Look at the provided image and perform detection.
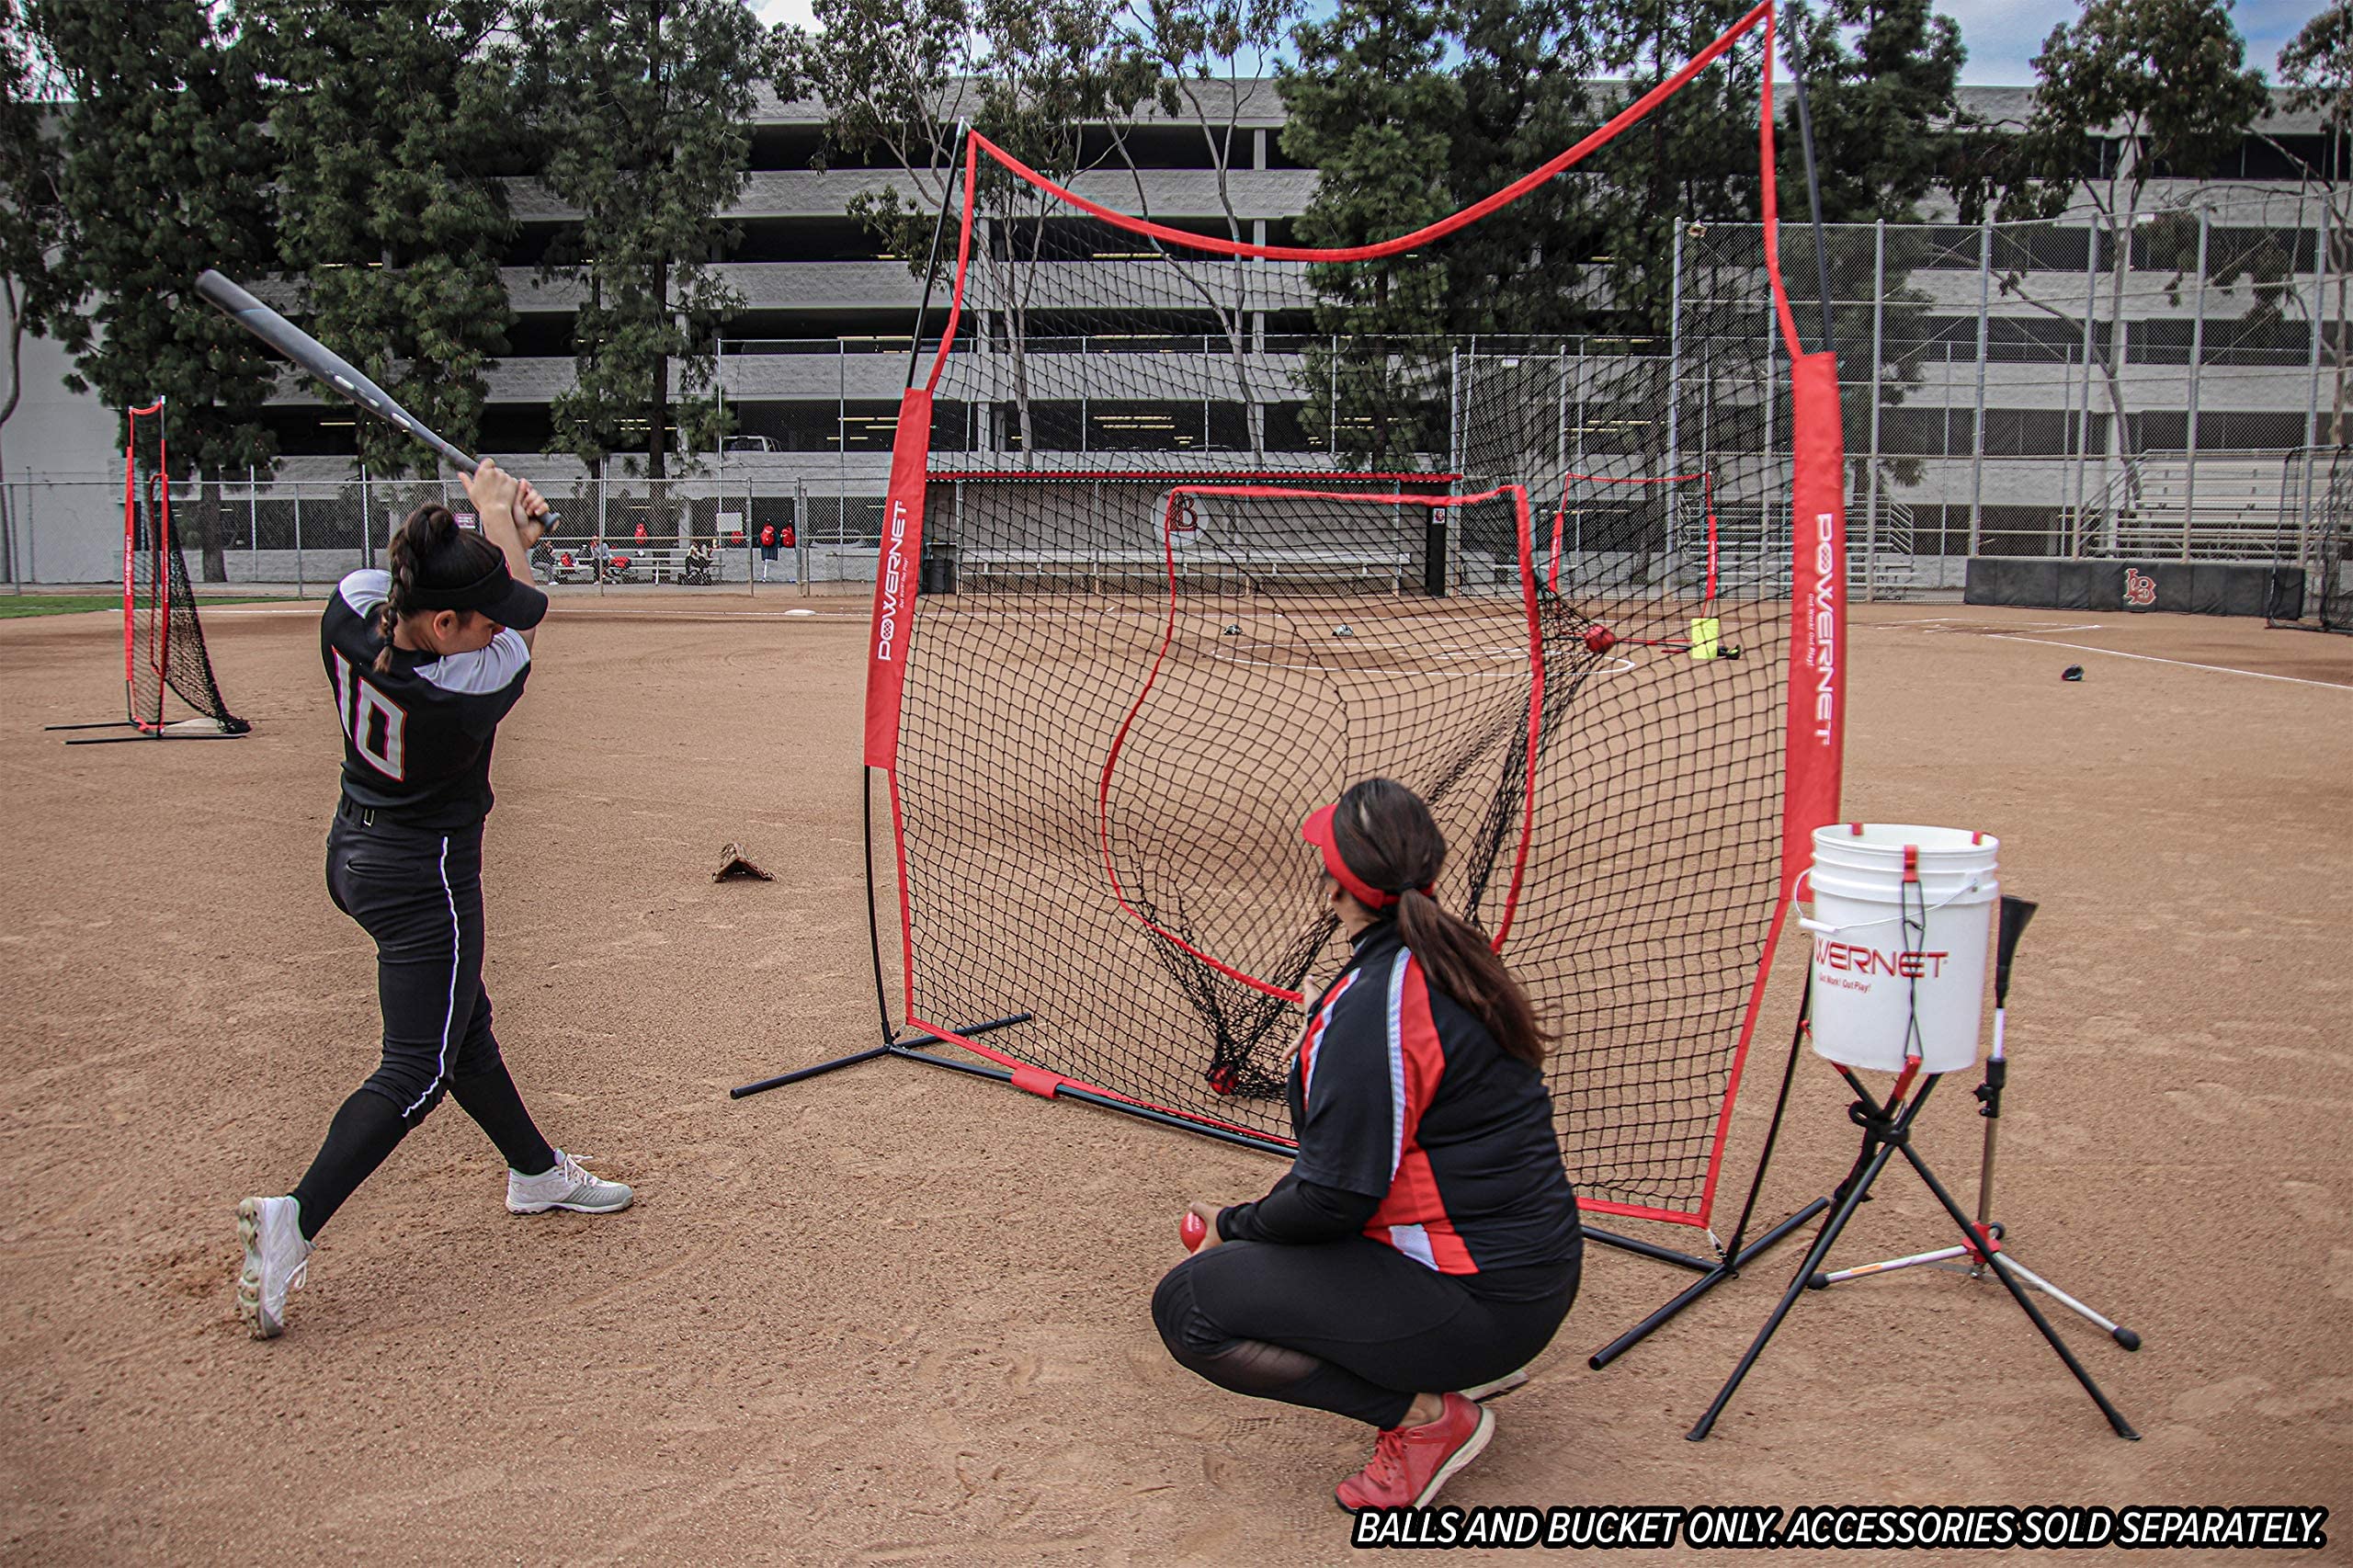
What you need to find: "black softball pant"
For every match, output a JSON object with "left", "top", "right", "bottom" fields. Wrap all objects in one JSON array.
[
  {"left": 1153, "top": 1236, "right": 1579, "bottom": 1429},
  {"left": 287, "top": 809, "right": 552, "bottom": 1239}
]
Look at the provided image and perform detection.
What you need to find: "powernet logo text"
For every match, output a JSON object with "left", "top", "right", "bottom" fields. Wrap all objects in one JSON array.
[{"left": 875, "top": 499, "right": 911, "bottom": 663}]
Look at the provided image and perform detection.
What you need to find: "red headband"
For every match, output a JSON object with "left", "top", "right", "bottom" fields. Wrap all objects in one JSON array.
[{"left": 1300, "top": 802, "right": 1433, "bottom": 912}]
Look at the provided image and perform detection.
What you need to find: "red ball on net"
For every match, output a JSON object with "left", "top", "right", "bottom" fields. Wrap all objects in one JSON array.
[
  {"left": 1584, "top": 626, "right": 1618, "bottom": 653},
  {"left": 1180, "top": 1211, "right": 1208, "bottom": 1253}
]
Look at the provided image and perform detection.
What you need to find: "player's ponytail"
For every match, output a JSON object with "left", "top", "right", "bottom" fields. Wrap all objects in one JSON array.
[
  {"left": 1330, "top": 778, "right": 1551, "bottom": 1068},
  {"left": 375, "top": 503, "right": 506, "bottom": 674}
]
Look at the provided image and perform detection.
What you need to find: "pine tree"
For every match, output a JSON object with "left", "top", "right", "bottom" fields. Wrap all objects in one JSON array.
[
  {"left": 236, "top": 0, "right": 521, "bottom": 479},
  {"left": 0, "top": 0, "right": 69, "bottom": 586},
  {"left": 1772, "top": 0, "right": 1977, "bottom": 488},
  {"left": 28, "top": 0, "right": 281, "bottom": 580},
  {"left": 1580, "top": 0, "right": 1772, "bottom": 335},
  {"left": 1779, "top": 0, "right": 1971, "bottom": 225},
  {"left": 521, "top": 0, "right": 770, "bottom": 480},
  {"left": 1278, "top": 0, "right": 1461, "bottom": 467},
  {"left": 1442, "top": 0, "right": 1603, "bottom": 338}
]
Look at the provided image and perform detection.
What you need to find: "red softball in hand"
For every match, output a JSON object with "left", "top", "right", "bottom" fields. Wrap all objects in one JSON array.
[{"left": 1180, "top": 1211, "right": 1208, "bottom": 1253}]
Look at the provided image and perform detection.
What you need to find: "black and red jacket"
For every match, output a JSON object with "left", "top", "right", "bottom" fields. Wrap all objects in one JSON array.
[{"left": 1218, "top": 921, "right": 1582, "bottom": 1280}]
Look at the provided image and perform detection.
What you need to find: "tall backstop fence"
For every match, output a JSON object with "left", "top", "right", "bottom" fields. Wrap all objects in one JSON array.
[
  {"left": 4, "top": 194, "right": 2345, "bottom": 597},
  {"left": 0, "top": 470, "right": 891, "bottom": 594}
]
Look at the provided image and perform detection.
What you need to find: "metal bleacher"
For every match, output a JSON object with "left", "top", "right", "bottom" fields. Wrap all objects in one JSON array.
[{"left": 2086, "top": 452, "right": 2299, "bottom": 562}]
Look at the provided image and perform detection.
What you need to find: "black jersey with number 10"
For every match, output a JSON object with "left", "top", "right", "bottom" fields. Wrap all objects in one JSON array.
[{"left": 321, "top": 570, "right": 532, "bottom": 831}]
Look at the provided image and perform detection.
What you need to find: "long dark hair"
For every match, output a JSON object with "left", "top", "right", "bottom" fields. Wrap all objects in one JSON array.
[
  {"left": 375, "top": 504, "right": 505, "bottom": 674},
  {"left": 1328, "top": 778, "right": 1551, "bottom": 1067}
]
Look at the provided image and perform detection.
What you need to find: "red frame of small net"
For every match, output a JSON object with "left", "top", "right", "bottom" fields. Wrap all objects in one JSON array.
[
  {"left": 122, "top": 400, "right": 172, "bottom": 733},
  {"left": 1547, "top": 472, "right": 1719, "bottom": 598},
  {"left": 1096, "top": 483, "right": 1544, "bottom": 1001},
  {"left": 858, "top": 0, "right": 1848, "bottom": 1233}
]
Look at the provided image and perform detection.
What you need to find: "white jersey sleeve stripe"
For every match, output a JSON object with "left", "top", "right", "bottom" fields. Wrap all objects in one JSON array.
[
  {"left": 1385, "top": 950, "right": 1410, "bottom": 1180},
  {"left": 338, "top": 569, "right": 390, "bottom": 617},
  {"left": 1387, "top": 1222, "right": 1438, "bottom": 1269},
  {"left": 414, "top": 628, "right": 531, "bottom": 696}
]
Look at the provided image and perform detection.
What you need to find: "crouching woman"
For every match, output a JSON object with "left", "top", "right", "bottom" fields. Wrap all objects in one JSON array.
[{"left": 1153, "top": 778, "right": 1582, "bottom": 1511}]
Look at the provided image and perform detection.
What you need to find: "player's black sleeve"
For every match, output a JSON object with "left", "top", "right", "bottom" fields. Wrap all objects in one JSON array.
[{"left": 1218, "top": 1171, "right": 1381, "bottom": 1245}]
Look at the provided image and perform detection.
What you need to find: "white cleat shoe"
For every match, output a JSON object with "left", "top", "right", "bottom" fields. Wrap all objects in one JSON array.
[
  {"left": 506, "top": 1150, "right": 633, "bottom": 1215},
  {"left": 1460, "top": 1367, "right": 1531, "bottom": 1402},
  {"left": 235, "top": 1196, "right": 313, "bottom": 1340}
]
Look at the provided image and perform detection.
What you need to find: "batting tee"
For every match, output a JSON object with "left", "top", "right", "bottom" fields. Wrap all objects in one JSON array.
[{"left": 764, "top": 1, "right": 1847, "bottom": 1272}]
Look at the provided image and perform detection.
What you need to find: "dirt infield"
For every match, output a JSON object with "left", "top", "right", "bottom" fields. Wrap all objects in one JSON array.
[{"left": 1, "top": 597, "right": 2347, "bottom": 1564}]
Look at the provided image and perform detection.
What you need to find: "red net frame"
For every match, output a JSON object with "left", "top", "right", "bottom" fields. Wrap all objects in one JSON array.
[
  {"left": 1098, "top": 483, "right": 1544, "bottom": 996},
  {"left": 1547, "top": 472, "right": 1720, "bottom": 597},
  {"left": 123, "top": 398, "right": 173, "bottom": 727},
  {"left": 850, "top": 0, "right": 1847, "bottom": 1238}
]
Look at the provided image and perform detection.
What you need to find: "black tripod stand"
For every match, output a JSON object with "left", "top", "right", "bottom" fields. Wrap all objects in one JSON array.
[
  {"left": 1804, "top": 899, "right": 2142, "bottom": 1349},
  {"left": 1686, "top": 895, "right": 2140, "bottom": 1443}
]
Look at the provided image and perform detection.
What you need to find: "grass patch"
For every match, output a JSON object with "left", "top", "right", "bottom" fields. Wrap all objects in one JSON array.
[{"left": 0, "top": 593, "right": 289, "bottom": 620}]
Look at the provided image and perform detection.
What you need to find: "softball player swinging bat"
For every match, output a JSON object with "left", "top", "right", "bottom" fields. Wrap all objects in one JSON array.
[{"left": 211, "top": 281, "right": 633, "bottom": 1339}]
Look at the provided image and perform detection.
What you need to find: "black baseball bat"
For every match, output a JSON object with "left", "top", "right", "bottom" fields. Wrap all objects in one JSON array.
[{"left": 196, "top": 269, "right": 484, "bottom": 477}]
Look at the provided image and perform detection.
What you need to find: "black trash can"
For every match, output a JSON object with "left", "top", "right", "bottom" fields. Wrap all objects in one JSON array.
[{"left": 919, "top": 543, "right": 960, "bottom": 596}]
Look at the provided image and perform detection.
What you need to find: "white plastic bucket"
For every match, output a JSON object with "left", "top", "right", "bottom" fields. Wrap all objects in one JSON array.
[{"left": 1799, "top": 824, "right": 1999, "bottom": 1074}]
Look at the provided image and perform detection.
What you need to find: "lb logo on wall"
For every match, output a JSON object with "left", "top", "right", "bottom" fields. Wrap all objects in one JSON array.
[{"left": 2124, "top": 567, "right": 2158, "bottom": 608}]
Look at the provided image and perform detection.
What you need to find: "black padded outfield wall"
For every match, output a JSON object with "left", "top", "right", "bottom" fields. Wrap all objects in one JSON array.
[{"left": 1966, "top": 558, "right": 2301, "bottom": 619}]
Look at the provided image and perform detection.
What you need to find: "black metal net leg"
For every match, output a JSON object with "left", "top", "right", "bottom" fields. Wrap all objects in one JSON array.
[
  {"left": 1589, "top": 973, "right": 1824, "bottom": 1369},
  {"left": 1686, "top": 1077, "right": 1927, "bottom": 1441},
  {"left": 1688, "top": 1070, "right": 2137, "bottom": 1443}
]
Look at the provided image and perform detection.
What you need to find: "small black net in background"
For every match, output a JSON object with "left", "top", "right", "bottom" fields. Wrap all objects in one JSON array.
[
  {"left": 127, "top": 404, "right": 247, "bottom": 734},
  {"left": 2273, "top": 448, "right": 2353, "bottom": 633}
]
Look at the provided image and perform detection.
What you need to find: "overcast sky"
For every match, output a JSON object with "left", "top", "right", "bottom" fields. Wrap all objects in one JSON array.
[{"left": 752, "top": 0, "right": 2324, "bottom": 88}]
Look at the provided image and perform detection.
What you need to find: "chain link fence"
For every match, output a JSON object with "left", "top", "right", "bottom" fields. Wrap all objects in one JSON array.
[
  {"left": 1455, "top": 197, "right": 2342, "bottom": 597},
  {"left": 0, "top": 470, "right": 892, "bottom": 597},
  {"left": 1814, "top": 193, "right": 2339, "bottom": 586},
  {"left": 5, "top": 199, "right": 2340, "bottom": 597}
]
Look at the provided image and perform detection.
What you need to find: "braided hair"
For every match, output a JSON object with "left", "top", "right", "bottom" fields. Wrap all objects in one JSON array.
[
  {"left": 374, "top": 504, "right": 507, "bottom": 674},
  {"left": 1327, "top": 778, "right": 1552, "bottom": 1067}
]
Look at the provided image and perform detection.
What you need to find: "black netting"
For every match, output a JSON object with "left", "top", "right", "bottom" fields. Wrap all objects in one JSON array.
[
  {"left": 127, "top": 407, "right": 246, "bottom": 734},
  {"left": 896, "top": 478, "right": 1593, "bottom": 1119},
  {"left": 877, "top": 14, "right": 1813, "bottom": 1222},
  {"left": 2274, "top": 448, "right": 2353, "bottom": 632},
  {"left": 1452, "top": 227, "right": 1792, "bottom": 1216}
]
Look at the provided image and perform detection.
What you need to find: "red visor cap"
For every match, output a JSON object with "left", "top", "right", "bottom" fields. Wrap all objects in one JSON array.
[{"left": 1300, "top": 802, "right": 1433, "bottom": 912}]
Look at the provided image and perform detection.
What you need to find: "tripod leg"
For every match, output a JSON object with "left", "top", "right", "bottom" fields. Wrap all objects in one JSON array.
[
  {"left": 1892, "top": 1141, "right": 2139, "bottom": 1438},
  {"left": 1991, "top": 1253, "right": 2142, "bottom": 1351},
  {"left": 1687, "top": 1137, "right": 1904, "bottom": 1441}
]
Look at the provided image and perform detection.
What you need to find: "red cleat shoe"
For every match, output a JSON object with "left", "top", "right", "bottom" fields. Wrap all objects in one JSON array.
[{"left": 1334, "top": 1392, "right": 1495, "bottom": 1511}]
